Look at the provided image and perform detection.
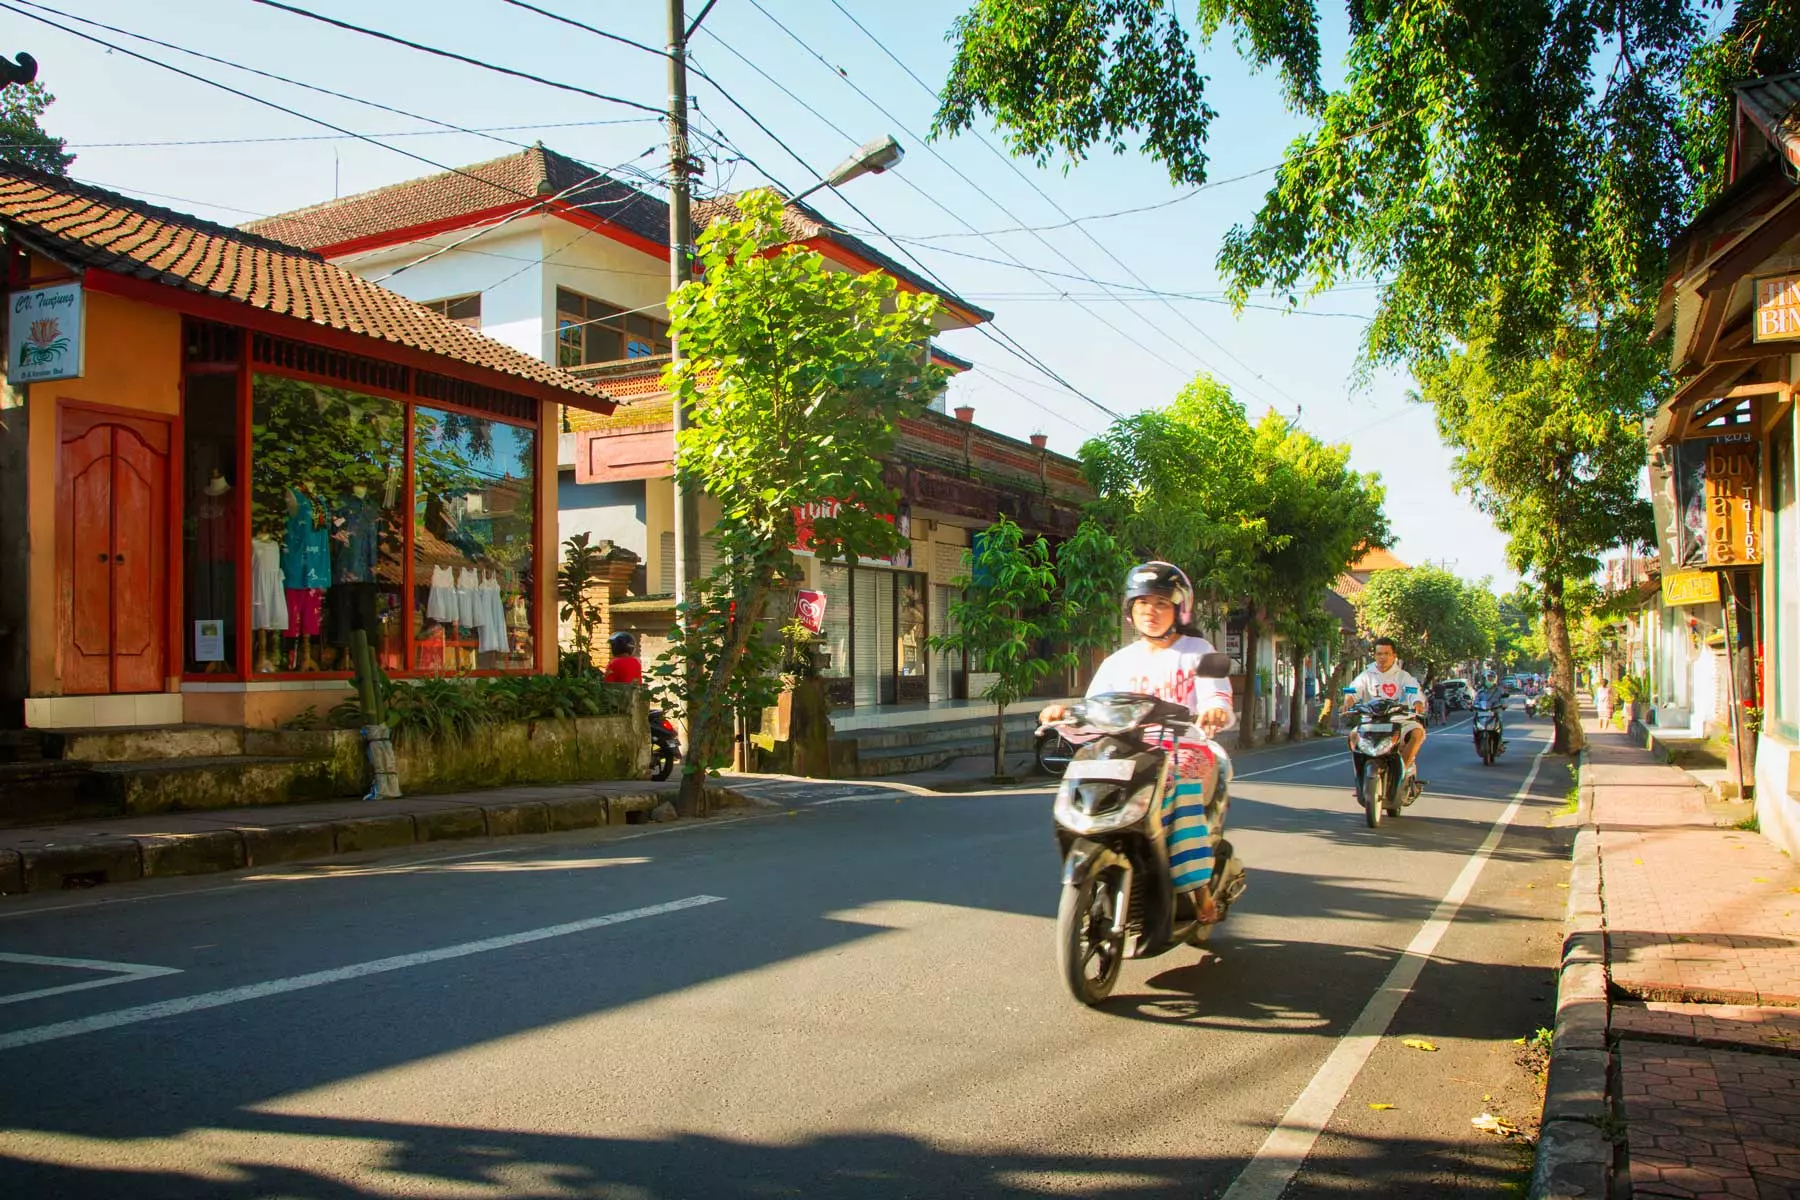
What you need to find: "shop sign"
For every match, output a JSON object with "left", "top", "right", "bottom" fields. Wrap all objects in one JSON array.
[
  {"left": 1704, "top": 440, "right": 1761, "bottom": 565},
  {"left": 1754, "top": 272, "right": 1800, "bottom": 342},
  {"left": 1649, "top": 435, "right": 1754, "bottom": 571},
  {"left": 795, "top": 589, "right": 826, "bottom": 634},
  {"left": 1660, "top": 569, "right": 1720, "bottom": 608},
  {"left": 7, "top": 281, "right": 83, "bottom": 383},
  {"left": 792, "top": 499, "right": 909, "bottom": 566}
]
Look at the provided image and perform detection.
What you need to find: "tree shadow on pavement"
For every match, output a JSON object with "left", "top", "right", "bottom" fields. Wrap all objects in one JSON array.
[{"left": 0, "top": 1109, "right": 1538, "bottom": 1199}]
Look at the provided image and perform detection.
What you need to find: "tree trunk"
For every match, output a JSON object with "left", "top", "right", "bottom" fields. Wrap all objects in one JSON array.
[
  {"left": 1237, "top": 619, "right": 1261, "bottom": 746},
  {"left": 1542, "top": 575, "right": 1585, "bottom": 755},
  {"left": 993, "top": 702, "right": 1006, "bottom": 780},
  {"left": 1287, "top": 641, "right": 1307, "bottom": 740},
  {"left": 1315, "top": 650, "right": 1354, "bottom": 736},
  {"left": 676, "top": 574, "right": 776, "bottom": 817}
]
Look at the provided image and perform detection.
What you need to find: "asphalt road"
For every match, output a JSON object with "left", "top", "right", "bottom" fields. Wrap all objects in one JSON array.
[{"left": 0, "top": 709, "right": 1573, "bottom": 1199}]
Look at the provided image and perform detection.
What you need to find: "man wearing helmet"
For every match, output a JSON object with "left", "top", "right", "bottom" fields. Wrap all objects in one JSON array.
[
  {"left": 1040, "top": 561, "right": 1235, "bottom": 923},
  {"left": 1346, "top": 637, "right": 1427, "bottom": 787}
]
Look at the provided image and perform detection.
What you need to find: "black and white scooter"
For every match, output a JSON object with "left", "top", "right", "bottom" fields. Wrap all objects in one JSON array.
[
  {"left": 1044, "top": 655, "right": 1248, "bottom": 1006},
  {"left": 1472, "top": 694, "right": 1507, "bottom": 765},
  {"left": 1346, "top": 698, "right": 1425, "bottom": 827}
]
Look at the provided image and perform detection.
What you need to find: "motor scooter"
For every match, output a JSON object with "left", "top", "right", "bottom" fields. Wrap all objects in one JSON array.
[
  {"left": 1045, "top": 656, "right": 1247, "bottom": 1006},
  {"left": 1473, "top": 695, "right": 1506, "bottom": 765},
  {"left": 1346, "top": 698, "right": 1424, "bottom": 828},
  {"left": 649, "top": 709, "right": 680, "bottom": 781}
]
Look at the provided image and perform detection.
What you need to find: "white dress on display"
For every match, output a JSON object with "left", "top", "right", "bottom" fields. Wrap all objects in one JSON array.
[
  {"left": 251, "top": 538, "right": 288, "bottom": 630},
  {"left": 455, "top": 567, "right": 478, "bottom": 629},
  {"left": 426, "top": 565, "right": 457, "bottom": 623}
]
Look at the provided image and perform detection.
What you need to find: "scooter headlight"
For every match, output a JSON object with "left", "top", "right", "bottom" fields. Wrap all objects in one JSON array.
[
  {"left": 1354, "top": 733, "right": 1399, "bottom": 757},
  {"left": 1054, "top": 777, "right": 1155, "bottom": 835},
  {"left": 1075, "top": 698, "right": 1158, "bottom": 735}
]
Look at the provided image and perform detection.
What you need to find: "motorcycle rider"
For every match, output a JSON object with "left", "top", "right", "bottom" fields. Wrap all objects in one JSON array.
[
  {"left": 1040, "top": 562, "right": 1235, "bottom": 924},
  {"left": 603, "top": 631, "right": 643, "bottom": 684},
  {"left": 1347, "top": 637, "right": 1429, "bottom": 791}
]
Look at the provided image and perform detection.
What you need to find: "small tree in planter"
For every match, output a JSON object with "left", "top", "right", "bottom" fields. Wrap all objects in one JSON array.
[
  {"left": 933, "top": 517, "right": 1069, "bottom": 780},
  {"left": 556, "top": 532, "right": 608, "bottom": 676}
]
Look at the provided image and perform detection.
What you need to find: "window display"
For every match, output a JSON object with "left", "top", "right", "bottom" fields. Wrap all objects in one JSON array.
[
  {"left": 250, "top": 375, "right": 404, "bottom": 674},
  {"left": 182, "top": 371, "right": 239, "bottom": 673},
  {"left": 412, "top": 407, "right": 535, "bottom": 672}
]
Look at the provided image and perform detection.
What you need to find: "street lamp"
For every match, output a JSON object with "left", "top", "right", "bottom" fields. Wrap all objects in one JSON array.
[{"left": 787, "top": 135, "right": 905, "bottom": 205}]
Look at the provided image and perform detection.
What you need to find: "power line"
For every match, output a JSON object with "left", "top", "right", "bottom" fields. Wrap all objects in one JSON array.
[
  {"left": 0, "top": 118, "right": 660, "bottom": 152},
  {"left": 726, "top": 3, "right": 1261, "bottom": 395},
  {"left": 245, "top": 0, "right": 664, "bottom": 116},
  {"left": 808, "top": 0, "right": 1300, "bottom": 409}
]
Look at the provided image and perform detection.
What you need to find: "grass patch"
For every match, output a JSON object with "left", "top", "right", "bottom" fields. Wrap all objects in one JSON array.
[{"left": 1733, "top": 813, "right": 1761, "bottom": 833}]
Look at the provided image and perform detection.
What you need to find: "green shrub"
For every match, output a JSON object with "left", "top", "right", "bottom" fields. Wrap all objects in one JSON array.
[{"left": 333, "top": 672, "right": 635, "bottom": 746}]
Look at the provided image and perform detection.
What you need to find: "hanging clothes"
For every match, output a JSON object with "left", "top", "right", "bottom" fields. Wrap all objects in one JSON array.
[
  {"left": 280, "top": 488, "right": 331, "bottom": 590},
  {"left": 455, "top": 567, "right": 478, "bottom": 629},
  {"left": 426, "top": 564, "right": 457, "bottom": 623},
  {"left": 251, "top": 538, "right": 288, "bottom": 631},
  {"left": 476, "top": 572, "right": 509, "bottom": 655}
]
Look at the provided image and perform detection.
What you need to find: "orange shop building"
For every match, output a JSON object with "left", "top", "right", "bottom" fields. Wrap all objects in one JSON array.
[{"left": 0, "top": 163, "right": 617, "bottom": 731}]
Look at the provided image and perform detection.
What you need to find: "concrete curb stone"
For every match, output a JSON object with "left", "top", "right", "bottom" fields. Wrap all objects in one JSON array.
[
  {"left": 137, "top": 830, "right": 247, "bottom": 877},
  {"left": 332, "top": 815, "right": 416, "bottom": 855},
  {"left": 1531, "top": 748, "right": 1616, "bottom": 1200},
  {"left": 412, "top": 807, "right": 488, "bottom": 843},
  {"left": 0, "top": 784, "right": 762, "bottom": 893},
  {"left": 19, "top": 839, "right": 143, "bottom": 891},
  {"left": 482, "top": 802, "right": 548, "bottom": 838},
  {"left": 240, "top": 821, "right": 338, "bottom": 866}
]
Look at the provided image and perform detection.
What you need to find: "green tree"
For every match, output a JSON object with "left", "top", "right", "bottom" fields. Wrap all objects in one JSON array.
[
  {"left": 1355, "top": 566, "right": 1494, "bottom": 686},
  {"left": 556, "top": 532, "right": 607, "bottom": 677},
  {"left": 1416, "top": 323, "right": 1657, "bottom": 753},
  {"left": 0, "top": 81, "right": 72, "bottom": 175},
  {"left": 1055, "top": 516, "right": 1132, "bottom": 683},
  {"left": 1253, "top": 412, "right": 1389, "bottom": 737},
  {"left": 655, "top": 190, "right": 944, "bottom": 812},
  {"left": 932, "top": 517, "right": 1068, "bottom": 780}
]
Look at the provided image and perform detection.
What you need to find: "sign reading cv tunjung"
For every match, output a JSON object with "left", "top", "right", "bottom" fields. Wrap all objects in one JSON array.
[{"left": 7, "top": 281, "right": 83, "bottom": 383}]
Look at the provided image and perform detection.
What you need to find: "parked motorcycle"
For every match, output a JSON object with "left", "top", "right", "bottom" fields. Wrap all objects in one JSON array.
[
  {"left": 1045, "top": 660, "right": 1248, "bottom": 1007},
  {"left": 649, "top": 709, "right": 680, "bottom": 781},
  {"left": 1346, "top": 698, "right": 1424, "bottom": 828},
  {"left": 1473, "top": 695, "right": 1506, "bottom": 765},
  {"left": 1035, "top": 727, "right": 1077, "bottom": 776}
]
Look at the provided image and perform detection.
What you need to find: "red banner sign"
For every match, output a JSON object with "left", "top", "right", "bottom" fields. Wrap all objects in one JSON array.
[{"left": 795, "top": 589, "right": 827, "bottom": 633}]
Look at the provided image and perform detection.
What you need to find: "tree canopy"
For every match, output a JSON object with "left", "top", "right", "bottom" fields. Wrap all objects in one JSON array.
[
  {"left": 1355, "top": 567, "right": 1497, "bottom": 685},
  {"left": 0, "top": 81, "right": 72, "bottom": 175}
]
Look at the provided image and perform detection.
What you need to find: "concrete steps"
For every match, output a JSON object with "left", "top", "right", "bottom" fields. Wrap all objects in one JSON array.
[{"left": 0, "top": 723, "right": 358, "bottom": 826}]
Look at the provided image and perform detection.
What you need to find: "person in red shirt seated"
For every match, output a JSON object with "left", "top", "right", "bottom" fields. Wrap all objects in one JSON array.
[{"left": 603, "top": 631, "right": 643, "bottom": 684}]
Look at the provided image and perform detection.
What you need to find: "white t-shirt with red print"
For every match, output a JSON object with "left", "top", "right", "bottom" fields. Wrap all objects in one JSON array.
[
  {"left": 1085, "top": 635, "right": 1236, "bottom": 733},
  {"left": 1350, "top": 663, "right": 1424, "bottom": 709}
]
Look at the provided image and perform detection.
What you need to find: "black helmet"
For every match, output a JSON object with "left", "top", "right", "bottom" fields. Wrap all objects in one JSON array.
[
  {"left": 1122, "top": 561, "right": 1194, "bottom": 629},
  {"left": 609, "top": 631, "right": 635, "bottom": 656}
]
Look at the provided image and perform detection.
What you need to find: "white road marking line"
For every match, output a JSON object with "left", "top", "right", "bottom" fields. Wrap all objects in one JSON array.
[
  {"left": 1220, "top": 741, "right": 1552, "bottom": 1200},
  {"left": 0, "top": 952, "right": 182, "bottom": 1006},
  {"left": 1232, "top": 717, "right": 1472, "bottom": 781},
  {"left": 0, "top": 895, "right": 723, "bottom": 1052}
]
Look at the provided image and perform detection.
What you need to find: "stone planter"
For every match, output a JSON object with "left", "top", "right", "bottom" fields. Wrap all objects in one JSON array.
[{"left": 394, "top": 707, "right": 649, "bottom": 795}]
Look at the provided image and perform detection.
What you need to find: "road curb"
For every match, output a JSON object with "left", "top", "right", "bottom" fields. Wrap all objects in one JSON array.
[
  {"left": 0, "top": 785, "right": 753, "bottom": 895},
  {"left": 1531, "top": 748, "right": 1617, "bottom": 1199}
]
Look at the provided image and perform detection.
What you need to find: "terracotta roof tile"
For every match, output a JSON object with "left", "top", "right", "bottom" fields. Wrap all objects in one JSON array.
[
  {"left": 1739, "top": 74, "right": 1800, "bottom": 171},
  {"left": 0, "top": 160, "right": 612, "bottom": 408},
  {"left": 246, "top": 144, "right": 991, "bottom": 322}
]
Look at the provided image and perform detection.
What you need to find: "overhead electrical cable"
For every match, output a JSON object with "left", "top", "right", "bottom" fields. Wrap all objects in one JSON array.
[
  {"left": 794, "top": 0, "right": 1298, "bottom": 408},
  {"left": 0, "top": 118, "right": 659, "bottom": 152},
  {"left": 245, "top": 0, "right": 665, "bottom": 116}
]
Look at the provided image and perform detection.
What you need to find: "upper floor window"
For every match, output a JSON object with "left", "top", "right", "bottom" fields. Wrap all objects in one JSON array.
[
  {"left": 556, "top": 287, "right": 670, "bottom": 367},
  {"left": 422, "top": 294, "right": 482, "bottom": 328}
]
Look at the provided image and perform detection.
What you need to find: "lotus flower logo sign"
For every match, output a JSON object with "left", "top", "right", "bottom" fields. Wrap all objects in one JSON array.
[
  {"left": 19, "top": 317, "right": 68, "bottom": 369},
  {"left": 8, "top": 282, "right": 83, "bottom": 381}
]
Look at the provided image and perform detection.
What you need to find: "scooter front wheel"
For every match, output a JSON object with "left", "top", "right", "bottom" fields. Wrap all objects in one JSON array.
[
  {"left": 1363, "top": 766, "right": 1386, "bottom": 828},
  {"left": 651, "top": 743, "right": 677, "bottom": 781},
  {"left": 1057, "top": 866, "right": 1126, "bottom": 1006}
]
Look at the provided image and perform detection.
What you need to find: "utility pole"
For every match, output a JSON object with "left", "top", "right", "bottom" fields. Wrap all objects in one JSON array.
[{"left": 667, "top": 0, "right": 707, "bottom": 815}]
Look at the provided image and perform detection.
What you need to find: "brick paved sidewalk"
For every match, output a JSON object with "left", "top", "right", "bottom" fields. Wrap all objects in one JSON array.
[{"left": 1586, "top": 721, "right": 1800, "bottom": 1199}]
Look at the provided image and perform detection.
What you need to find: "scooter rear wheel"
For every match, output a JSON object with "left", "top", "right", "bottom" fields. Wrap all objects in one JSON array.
[
  {"left": 651, "top": 744, "right": 676, "bottom": 782},
  {"left": 1057, "top": 866, "right": 1125, "bottom": 1006},
  {"left": 1363, "top": 766, "right": 1386, "bottom": 828}
]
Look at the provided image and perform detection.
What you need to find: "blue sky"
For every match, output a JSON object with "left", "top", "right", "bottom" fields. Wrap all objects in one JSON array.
[{"left": 7, "top": 0, "right": 1514, "bottom": 584}]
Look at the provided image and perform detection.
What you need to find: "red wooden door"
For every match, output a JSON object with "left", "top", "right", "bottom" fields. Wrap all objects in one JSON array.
[{"left": 58, "top": 409, "right": 170, "bottom": 696}]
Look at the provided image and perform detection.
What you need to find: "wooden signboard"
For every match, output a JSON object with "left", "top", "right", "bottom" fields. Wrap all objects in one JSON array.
[
  {"left": 1661, "top": 569, "right": 1720, "bottom": 607},
  {"left": 1704, "top": 441, "right": 1761, "bottom": 566},
  {"left": 1755, "top": 272, "right": 1800, "bottom": 343}
]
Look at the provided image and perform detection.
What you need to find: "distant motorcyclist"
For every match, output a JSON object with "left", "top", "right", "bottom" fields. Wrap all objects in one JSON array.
[
  {"left": 1346, "top": 637, "right": 1428, "bottom": 790},
  {"left": 1040, "top": 561, "right": 1234, "bottom": 923}
]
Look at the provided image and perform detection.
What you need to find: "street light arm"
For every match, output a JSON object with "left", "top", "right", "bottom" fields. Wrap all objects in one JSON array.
[
  {"left": 788, "top": 134, "right": 904, "bottom": 205},
  {"left": 684, "top": 0, "right": 723, "bottom": 41}
]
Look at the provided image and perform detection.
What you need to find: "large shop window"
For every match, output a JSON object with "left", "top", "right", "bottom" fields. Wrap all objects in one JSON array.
[
  {"left": 249, "top": 376, "right": 405, "bottom": 674},
  {"left": 1772, "top": 414, "right": 1797, "bottom": 741},
  {"left": 183, "top": 371, "right": 239, "bottom": 674},
  {"left": 412, "top": 408, "right": 536, "bottom": 672}
]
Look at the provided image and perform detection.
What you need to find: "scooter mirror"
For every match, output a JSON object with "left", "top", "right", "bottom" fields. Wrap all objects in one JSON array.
[{"left": 1196, "top": 651, "right": 1231, "bottom": 678}]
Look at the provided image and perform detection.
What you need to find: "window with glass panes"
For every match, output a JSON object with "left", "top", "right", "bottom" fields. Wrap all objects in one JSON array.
[
  {"left": 555, "top": 288, "right": 670, "bottom": 367},
  {"left": 421, "top": 294, "right": 481, "bottom": 328}
]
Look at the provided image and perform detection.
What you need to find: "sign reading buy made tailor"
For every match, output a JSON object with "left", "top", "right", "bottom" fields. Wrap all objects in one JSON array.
[
  {"left": 1755, "top": 272, "right": 1800, "bottom": 342},
  {"left": 8, "top": 282, "right": 83, "bottom": 383}
]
